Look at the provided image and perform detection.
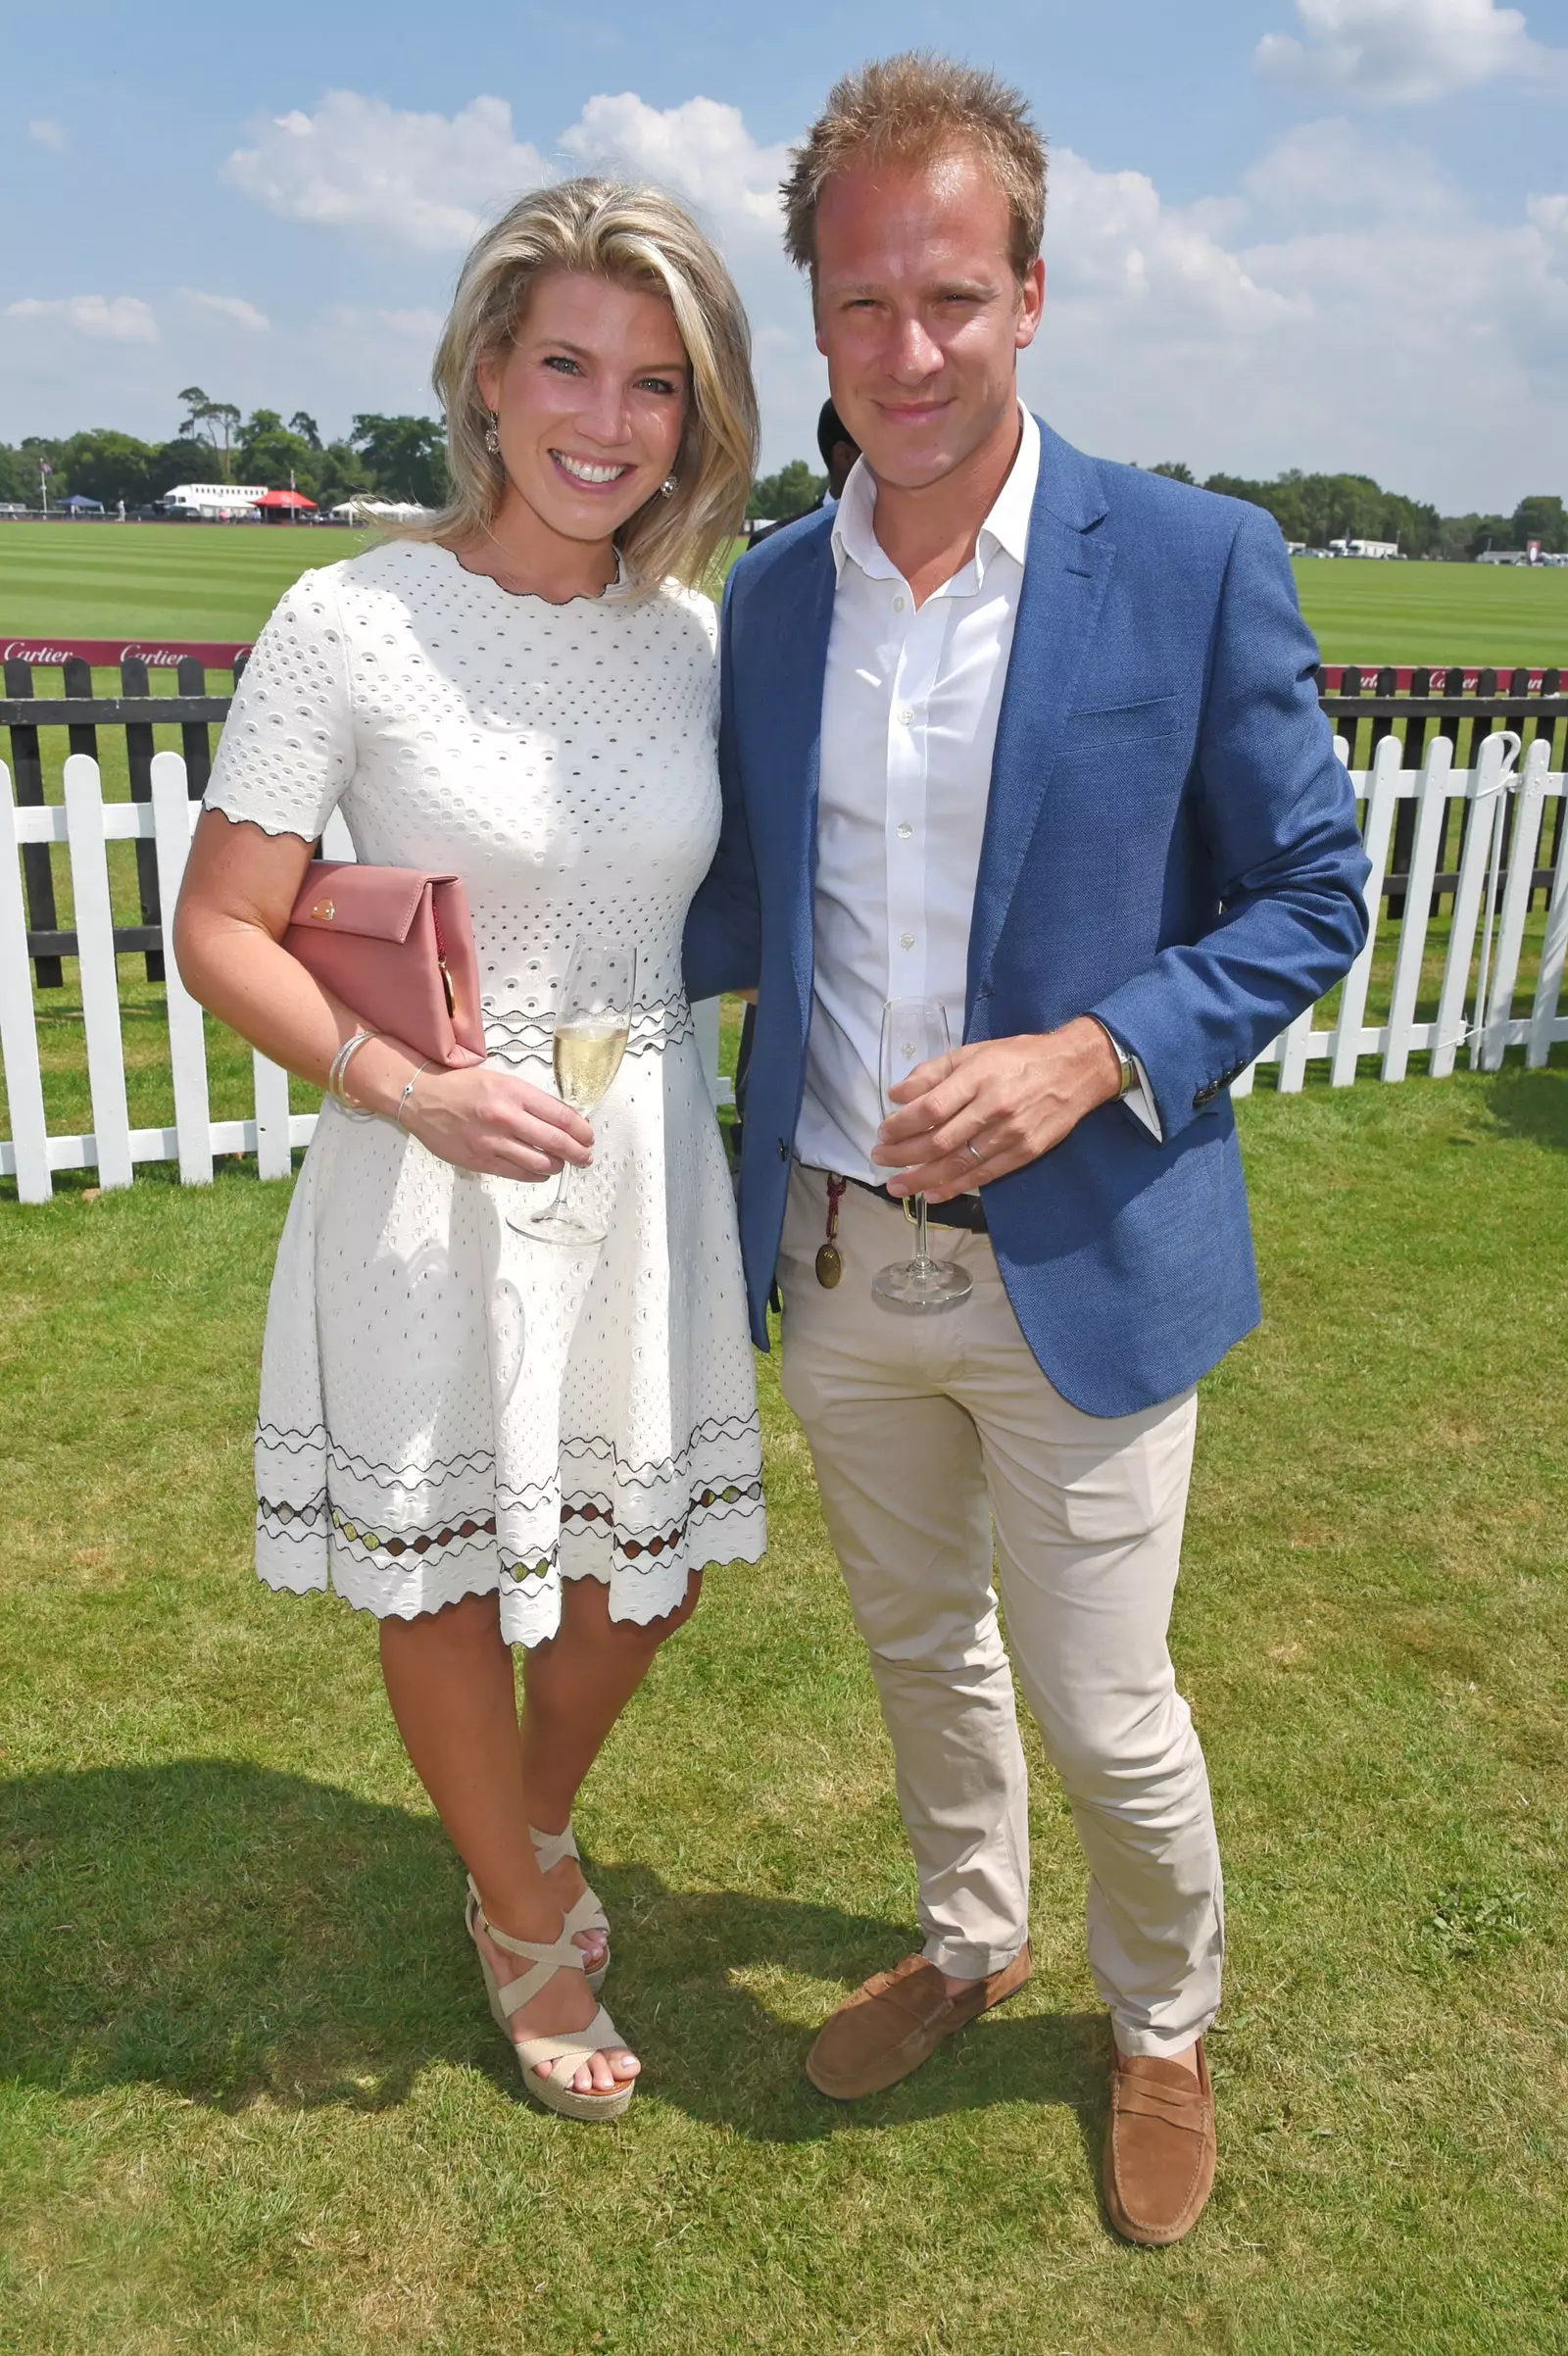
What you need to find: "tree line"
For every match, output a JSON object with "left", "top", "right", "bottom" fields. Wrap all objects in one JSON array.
[
  {"left": 751, "top": 453, "right": 1565, "bottom": 558},
  {"left": 0, "top": 387, "right": 451, "bottom": 514},
  {"left": 4, "top": 396, "right": 1562, "bottom": 559},
  {"left": 1144, "top": 464, "right": 1565, "bottom": 560}
]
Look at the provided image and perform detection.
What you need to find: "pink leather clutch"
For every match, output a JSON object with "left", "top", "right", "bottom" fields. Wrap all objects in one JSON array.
[{"left": 284, "top": 861, "right": 485, "bottom": 1068}]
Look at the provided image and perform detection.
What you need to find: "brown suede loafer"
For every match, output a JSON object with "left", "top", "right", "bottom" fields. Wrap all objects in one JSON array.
[
  {"left": 1102, "top": 2037, "right": 1216, "bottom": 2246},
  {"left": 806, "top": 1944, "right": 1032, "bottom": 2100}
]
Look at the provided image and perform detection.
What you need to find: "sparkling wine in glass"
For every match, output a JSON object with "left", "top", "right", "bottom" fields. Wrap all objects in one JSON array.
[
  {"left": 514, "top": 944, "right": 635, "bottom": 1246},
  {"left": 871, "top": 997, "right": 973, "bottom": 1315}
]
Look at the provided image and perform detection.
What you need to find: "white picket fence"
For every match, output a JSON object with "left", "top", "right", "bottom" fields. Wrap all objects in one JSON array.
[
  {"left": 0, "top": 750, "right": 727, "bottom": 1203},
  {"left": 1235, "top": 726, "right": 1568, "bottom": 1094},
  {"left": 1, "top": 733, "right": 1564, "bottom": 1202}
]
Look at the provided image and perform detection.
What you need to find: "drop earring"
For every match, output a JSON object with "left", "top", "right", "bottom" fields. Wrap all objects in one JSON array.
[
  {"left": 660, "top": 475, "right": 677, "bottom": 499},
  {"left": 484, "top": 412, "right": 501, "bottom": 455}
]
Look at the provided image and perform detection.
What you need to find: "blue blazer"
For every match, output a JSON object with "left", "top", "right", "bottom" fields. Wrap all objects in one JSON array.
[{"left": 683, "top": 419, "right": 1370, "bottom": 1417}]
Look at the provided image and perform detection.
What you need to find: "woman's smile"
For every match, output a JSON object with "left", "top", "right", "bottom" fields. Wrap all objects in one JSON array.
[{"left": 549, "top": 450, "right": 635, "bottom": 488}]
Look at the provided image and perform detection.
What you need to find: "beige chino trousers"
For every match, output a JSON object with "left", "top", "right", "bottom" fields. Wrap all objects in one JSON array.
[{"left": 778, "top": 1164, "right": 1224, "bottom": 2056}]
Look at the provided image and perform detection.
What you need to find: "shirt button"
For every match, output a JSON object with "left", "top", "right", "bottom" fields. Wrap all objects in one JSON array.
[
  {"left": 897, "top": 822, "right": 913, "bottom": 839},
  {"left": 900, "top": 932, "right": 915, "bottom": 950},
  {"left": 893, "top": 595, "right": 906, "bottom": 614},
  {"left": 897, "top": 706, "right": 914, "bottom": 726}
]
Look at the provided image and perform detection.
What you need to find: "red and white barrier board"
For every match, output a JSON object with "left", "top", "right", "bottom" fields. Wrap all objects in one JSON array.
[{"left": 1, "top": 638, "right": 252, "bottom": 669}]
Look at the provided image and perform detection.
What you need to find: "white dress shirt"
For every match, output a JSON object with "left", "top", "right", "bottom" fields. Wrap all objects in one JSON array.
[{"left": 797, "top": 407, "right": 1156, "bottom": 1185}]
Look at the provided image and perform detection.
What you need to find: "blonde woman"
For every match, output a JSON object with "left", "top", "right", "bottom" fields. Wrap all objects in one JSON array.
[{"left": 174, "top": 180, "right": 765, "bottom": 2121}]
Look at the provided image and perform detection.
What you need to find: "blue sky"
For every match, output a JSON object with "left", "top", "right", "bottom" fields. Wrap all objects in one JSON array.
[{"left": 5, "top": 0, "right": 1566, "bottom": 509}]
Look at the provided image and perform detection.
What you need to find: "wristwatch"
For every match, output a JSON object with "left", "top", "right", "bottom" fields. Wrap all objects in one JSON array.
[{"left": 1092, "top": 1017, "right": 1137, "bottom": 1099}]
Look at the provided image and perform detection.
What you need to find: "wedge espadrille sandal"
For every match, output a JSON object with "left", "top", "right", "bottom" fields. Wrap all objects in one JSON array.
[{"left": 464, "top": 1877, "right": 636, "bottom": 2123}]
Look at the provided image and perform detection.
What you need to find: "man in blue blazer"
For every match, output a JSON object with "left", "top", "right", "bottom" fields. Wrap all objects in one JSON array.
[{"left": 685, "top": 55, "right": 1368, "bottom": 2245}]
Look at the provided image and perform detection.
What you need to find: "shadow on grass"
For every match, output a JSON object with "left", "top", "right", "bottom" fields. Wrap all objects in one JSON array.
[
  {"left": 1487, "top": 1066, "right": 1568, "bottom": 1152},
  {"left": 0, "top": 1761, "right": 1103, "bottom": 2159}
]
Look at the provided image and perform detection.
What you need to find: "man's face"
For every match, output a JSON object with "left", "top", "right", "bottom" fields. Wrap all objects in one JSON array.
[{"left": 812, "top": 149, "right": 1044, "bottom": 493}]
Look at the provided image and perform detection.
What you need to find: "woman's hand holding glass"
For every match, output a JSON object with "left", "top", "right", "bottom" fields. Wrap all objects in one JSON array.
[
  {"left": 510, "top": 944, "right": 635, "bottom": 1244},
  {"left": 399, "top": 1058, "right": 596, "bottom": 1182}
]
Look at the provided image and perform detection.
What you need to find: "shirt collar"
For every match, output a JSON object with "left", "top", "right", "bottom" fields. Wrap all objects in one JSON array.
[{"left": 831, "top": 403, "right": 1039, "bottom": 589}]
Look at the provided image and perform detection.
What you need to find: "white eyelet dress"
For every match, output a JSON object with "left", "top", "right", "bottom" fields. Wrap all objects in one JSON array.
[{"left": 206, "top": 540, "right": 765, "bottom": 1646}]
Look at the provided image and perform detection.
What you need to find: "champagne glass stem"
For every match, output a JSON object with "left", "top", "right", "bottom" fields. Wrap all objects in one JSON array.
[
  {"left": 913, "top": 1193, "right": 932, "bottom": 1272},
  {"left": 554, "top": 1155, "right": 578, "bottom": 1221}
]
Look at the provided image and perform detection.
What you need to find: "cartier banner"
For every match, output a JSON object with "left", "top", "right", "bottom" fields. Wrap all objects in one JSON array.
[{"left": 1, "top": 638, "right": 252, "bottom": 668}]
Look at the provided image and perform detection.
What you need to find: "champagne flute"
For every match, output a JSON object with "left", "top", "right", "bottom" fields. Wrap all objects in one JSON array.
[
  {"left": 513, "top": 944, "right": 635, "bottom": 1246},
  {"left": 871, "top": 998, "right": 974, "bottom": 1314}
]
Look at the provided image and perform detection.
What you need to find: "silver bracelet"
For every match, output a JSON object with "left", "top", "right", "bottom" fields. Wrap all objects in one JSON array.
[
  {"left": 395, "top": 1058, "right": 434, "bottom": 1130},
  {"left": 326, "top": 1028, "right": 381, "bottom": 1121}
]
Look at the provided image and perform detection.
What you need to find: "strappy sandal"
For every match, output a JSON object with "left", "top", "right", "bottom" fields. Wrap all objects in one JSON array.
[
  {"left": 464, "top": 1877, "right": 637, "bottom": 2123},
  {"left": 531, "top": 1821, "right": 612, "bottom": 1993}
]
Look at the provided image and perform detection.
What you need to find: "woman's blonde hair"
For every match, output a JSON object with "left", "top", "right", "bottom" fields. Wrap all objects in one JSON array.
[{"left": 405, "top": 177, "right": 759, "bottom": 590}]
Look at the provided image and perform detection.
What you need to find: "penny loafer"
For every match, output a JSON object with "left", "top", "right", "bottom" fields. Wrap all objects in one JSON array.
[
  {"left": 1102, "top": 2037, "right": 1216, "bottom": 2245},
  {"left": 806, "top": 1944, "right": 1032, "bottom": 2100}
]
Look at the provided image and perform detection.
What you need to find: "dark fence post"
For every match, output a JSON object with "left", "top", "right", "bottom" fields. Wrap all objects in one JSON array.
[
  {"left": 1337, "top": 664, "right": 1363, "bottom": 781},
  {"left": 1474, "top": 667, "right": 1499, "bottom": 767},
  {"left": 1368, "top": 665, "right": 1398, "bottom": 763},
  {"left": 1539, "top": 668, "right": 1565, "bottom": 911},
  {"left": 121, "top": 654, "right": 165, "bottom": 982},
  {"left": 62, "top": 655, "right": 99, "bottom": 762},
  {"left": 1407, "top": 668, "right": 1450, "bottom": 911},
  {"left": 3, "top": 659, "right": 63, "bottom": 988},
  {"left": 177, "top": 657, "right": 213, "bottom": 799},
  {"left": 1442, "top": 667, "right": 1476, "bottom": 908}
]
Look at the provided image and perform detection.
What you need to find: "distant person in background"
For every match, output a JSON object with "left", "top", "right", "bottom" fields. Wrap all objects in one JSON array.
[
  {"left": 175, "top": 179, "right": 765, "bottom": 2126},
  {"left": 748, "top": 399, "right": 861, "bottom": 549},
  {"left": 818, "top": 398, "right": 860, "bottom": 500}
]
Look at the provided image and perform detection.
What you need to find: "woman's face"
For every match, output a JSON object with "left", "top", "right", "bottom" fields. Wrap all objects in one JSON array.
[{"left": 476, "top": 270, "right": 690, "bottom": 545}]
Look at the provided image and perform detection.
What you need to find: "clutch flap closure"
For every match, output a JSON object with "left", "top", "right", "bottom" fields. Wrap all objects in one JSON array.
[{"left": 288, "top": 862, "right": 457, "bottom": 946}]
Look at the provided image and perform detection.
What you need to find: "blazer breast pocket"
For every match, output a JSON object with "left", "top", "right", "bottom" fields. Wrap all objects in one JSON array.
[{"left": 1059, "top": 694, "right": 1186, "bottom": 754}]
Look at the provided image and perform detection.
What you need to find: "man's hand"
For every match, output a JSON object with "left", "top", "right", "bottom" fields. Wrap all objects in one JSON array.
[{"left": 871, "top": 1016, "right": 1123, "bottom": 1203}]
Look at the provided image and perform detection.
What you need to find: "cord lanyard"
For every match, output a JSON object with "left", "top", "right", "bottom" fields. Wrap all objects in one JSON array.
[{"left": 816, "top": 1174, "right": 848, "bottom": 1288}]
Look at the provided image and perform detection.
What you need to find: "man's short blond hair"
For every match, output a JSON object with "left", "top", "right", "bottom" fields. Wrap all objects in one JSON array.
[{"left": 781, "top": 53, "right": 1047, "bottom": 281}]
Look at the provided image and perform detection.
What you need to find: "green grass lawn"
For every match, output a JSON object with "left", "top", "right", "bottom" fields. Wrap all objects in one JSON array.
[
  {"left": 0, "top": 520, "right": 371, "bottom": 643},
  {"left": 3, "top": 519, "right": 1566, "bottom": 669},
  {"left": 1290, "top": 559, "right": 1568, "bottom": 668},
  {"left": 2, "top": 1060, "right": 1565, "bottom": 2355}
]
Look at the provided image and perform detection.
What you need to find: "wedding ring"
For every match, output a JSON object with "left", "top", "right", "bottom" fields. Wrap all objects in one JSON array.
[{"left": 965, "top": 1139, "right": 984, "bottom": 1163}]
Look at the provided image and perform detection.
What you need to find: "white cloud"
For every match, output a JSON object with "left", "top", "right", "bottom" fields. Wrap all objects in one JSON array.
[
  {"left": 180, "top": 289, "right": 270, "bottom": 332},
  {"left": 1046, "top": 150, "right": 1305, "bottom": 334},
  {"left": 1024, "top": 123, "right": 1568, "bottom": 506},
  {"left": 1242, "top": 115, "right": 1458, "bottom": 219},
  {"left": 5, "top": 295, "right": 159, "bottom": 343},
  {"left": 220, "top": 84, "right": 791, "bottom": 263},
  {"left": 370, "top": 307, "right": 446, "bottom": 339},
  {"left": 12, "top": 86, "right": 1558, "bottom": 511},
  {"left": 1256, "top": 0, "right": 1568, "bottom": 103},
  {"left": 26, "top": 119, "right": 67, "bottom": 151},
  {"left": 561, "top": 92, "right": 789, "bottom": 246},
  {"left": 222, "top": 91, "right": 549, "bottom": 251}
]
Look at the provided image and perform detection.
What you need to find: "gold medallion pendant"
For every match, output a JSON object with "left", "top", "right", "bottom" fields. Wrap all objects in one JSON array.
[{"left": 815, "top": 1174, "right": 849, "bottom": 1287}]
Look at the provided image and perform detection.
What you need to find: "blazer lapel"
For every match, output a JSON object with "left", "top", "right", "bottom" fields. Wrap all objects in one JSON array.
[
  {"left": 761, "top": 527, "right": 837, "bottom": 1035},
  {"left": 966, "top": 432, "right": 1114, "bottom": 1014}
]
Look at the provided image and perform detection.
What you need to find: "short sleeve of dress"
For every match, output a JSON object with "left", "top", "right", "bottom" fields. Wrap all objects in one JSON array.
[{"left": 205, "top": 568, "right": 356, "bottom": 840}]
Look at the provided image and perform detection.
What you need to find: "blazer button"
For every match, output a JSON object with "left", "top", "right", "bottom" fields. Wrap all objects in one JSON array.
[{"left": 777, "top": 1138, "right": 788, "bottom": 1162}]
